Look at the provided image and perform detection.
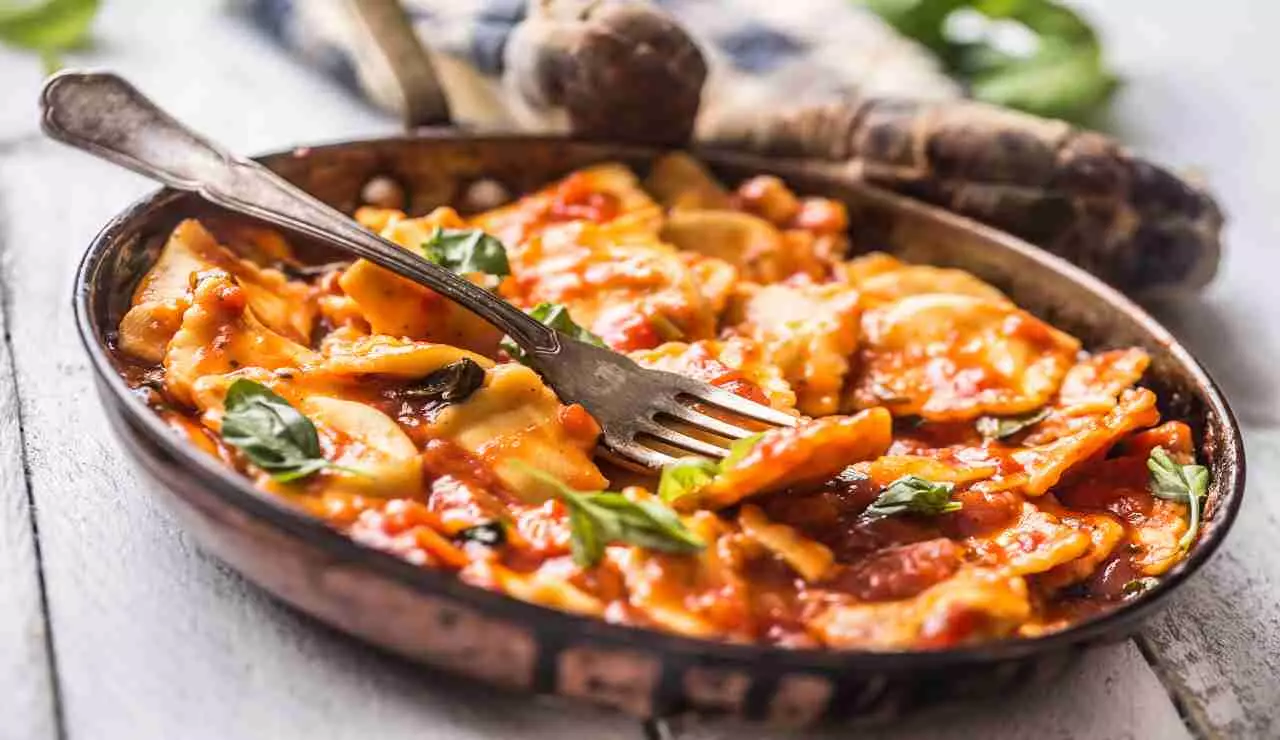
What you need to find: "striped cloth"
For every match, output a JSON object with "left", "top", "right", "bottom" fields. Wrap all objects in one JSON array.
[{"left": 239, "top": 0, "right": 959, "bottom": 131}]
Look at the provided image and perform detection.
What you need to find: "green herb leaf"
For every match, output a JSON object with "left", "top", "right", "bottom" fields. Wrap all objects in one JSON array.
[
  {"left": 1121, "top": 577, "right": 1159, "bottom": 599},
  {"left": 420, "top": 227, "right": 511, "bottom": 277},
  {"left": 516, "top": 464, "right": 704, "bottom": 568},
  {"left": 861, "top": 0, "right": 1117, "bottom": 123},
  {"left": 657, "top": 457, "right": 720, "bottom": 504},
  {"left": 655, "top": 433, "right": 763, "bottom": 505},
  {"left": 220, "top": 379, "right": 338, "bottom": 482},
  {"left": 527, "top": 302, "right": 606, "bottom": 346},
  {"left": 723, "top": 433, "right": 764, "bottom": 468},
  {"left": 1147, "top": 446, "right": 1209, "bottom": 550},
  {"left": 975, "top": 408, "right": 1049, "bottom": 440},
  {"left": 861, "top": 475, "right": 962, "bottom": 520},
  {"left": 500, "top": 302, "right": 606, "bottom": 362},
  {"left": 969, "top": 41, "right": 1117, "bottom": 123},
  {"left": 863, "top": 0, "right": 964, "bottom": 56},
  {"left": 0, "top": 0, "right": 99, "bottom": 72},
  {"left": 457, "top": 521, "right": 506, "bottom": 547}
]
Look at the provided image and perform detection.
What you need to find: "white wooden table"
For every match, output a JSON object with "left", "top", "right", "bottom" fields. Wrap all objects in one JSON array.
[{"left": 0, "top": 1, "right": 1275, "bottom": 738}]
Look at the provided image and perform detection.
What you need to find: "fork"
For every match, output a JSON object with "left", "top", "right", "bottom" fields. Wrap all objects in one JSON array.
[{"left": 40, "top": 71, "right": 796, "bottom": 469}]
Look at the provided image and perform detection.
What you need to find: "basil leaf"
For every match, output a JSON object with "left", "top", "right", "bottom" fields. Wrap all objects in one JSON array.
[
  {"left": 976, "top": 408, "right": 1049, "bottom": 440},
  {"left": 970, "top": 41, "right": 1118, "bottom": 123},
  {"left": 862, "top": 0, "right": 1116, "bottom": 123},
  {"left": 400, "top": 358, "right": 486, "bottom": 410},
  {"left": 1147, "top": 446, "right": 1209, "bottom": 550},
  {"left": 723, "top": 433, "right": 764, "bottom": 468},
  {"left": 420, "top": 227, "right": 510, "bottom": 277},
  {"left": 656, "top": 433, "right": 763, "bottom": 505},
  {"left": 657, "top": 457, "right": 720, "bottom": 503},
  {"left": 220, "top": 379, "right": 335, "bottom": 482},
  {"left": 501, "top": 302, "right": 606, "bottom": 362},
  {"left": 565, "top": 502, "right": 603, "bottom": 566},
  {"left": 528, "top": 302, "right": 606, "bottom": 346},
  {"left": 515, "top": 464, "right": 703, "bottom": 568},
  {"left": 861, "top": 475, "right": 962, "bottom": 520},
  {"left": 457, "top": 521, "right": 506, "bottom": 547},
  {"left": 0, "top": 0, "right": 99, "bottom": 72},
  {"left": 570, "top": 492, "right": 704, "bottom": 562}
]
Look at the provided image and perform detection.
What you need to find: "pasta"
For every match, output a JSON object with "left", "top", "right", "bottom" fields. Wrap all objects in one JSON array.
[{"left": 112, "top": 154, "right": 1208, "bottom": 651}]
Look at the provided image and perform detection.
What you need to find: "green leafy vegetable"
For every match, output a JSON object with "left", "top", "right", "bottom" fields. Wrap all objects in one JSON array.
[
  {"left": 220, "top": 379, "right": 346, "bottom": 482},
  {"left": 1147, "top": 446, "right": 1209, "bottom": 551},
  {"left": 657, "top": 457, "right": 720, "bottom": 504},
  {"left": 969, "top": 41, "right": 1116, "bottom": 123},
  {"left": 500, "top": 302, "right": 606, "bottom": 362},
  {"left": 723, "top": 433, "right": 765, "bottom": 468},
  {"left": 1121, "top": 577, "right": 1159, "bottom": 599},
  {"left": 527, "top": 302, "right": 606, "bottom": 346},
  {"left": 0, "top": 0, "right": 99, "bottom": 73},
  {"left": 861, "top": 475, "right": 962, "bottom": 520},
  {"left": 862, "top": 0, "right": 1117, "bottom": 123},
  {"left": 457, "top": 521, "right": 506, "bottom": 547},
  {"left": 656, "top": 433, "right": 764, "bottom": 504},
  {"left": 420, "top": 227, "right": 511, "bottom": 278},
  {"left": 517, "top": 464, "right": 704, "bottom": 568},
  {"left": 975, "top": 408, "right": 1049, "bottom": 440}
]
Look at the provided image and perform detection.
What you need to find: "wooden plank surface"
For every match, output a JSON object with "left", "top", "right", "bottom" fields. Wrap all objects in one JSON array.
[
  {"left": 0, "top": 113, "right": 58, "bottom": 739},
  {"left": 1069, "top": 3, "right": 1280, "bottom": 737},
  {"left": 662, "top": 641, "right": 1191, "bottom": 740},
  {"left": 1135, "top": 430, "right": 1280, "bottom": 739}
]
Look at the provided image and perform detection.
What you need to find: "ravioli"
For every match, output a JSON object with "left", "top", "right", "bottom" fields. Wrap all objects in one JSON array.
[
  {"left": 120, "top": 219, "right": 316, "bottom": 363},
  {"left": 809, "top": 568, "right": 1032, "bottom": 649},
  {"left": 630, "top": 338, "right": 798, "bottom": 412},
  {"left": 425, "top": 363, "right": 607, "bottom": 499},
  {"left": 163, "top": 272, "right": 320, "bottom": 405},
  {"left": 500, "top": 219, "right": 719, "bottom": 350},
  {"left": 727, "top": 282, "right": 863, "bottom": 416},
  {"left": 853, "top": 264, "right": 1010, "bottom": 306},
  {"left": 113, "top": 157, "right": 1206, "bottom": 652},
  {"left": 698, "top": 410, "right": 893, "bottom": 510},
  {"left": 850, "top": 294, "right": 1081, "bottom": 421},
  {"left": 338, "top": 207, "right": 502, "bottom": 355}
]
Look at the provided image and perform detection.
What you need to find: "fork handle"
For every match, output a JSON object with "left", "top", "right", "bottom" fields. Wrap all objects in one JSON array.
[{"left": 40, "top": 71, "right": 560, "bottom": 355}]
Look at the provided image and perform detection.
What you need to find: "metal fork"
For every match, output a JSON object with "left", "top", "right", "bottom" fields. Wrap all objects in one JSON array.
[{"left": 41, "top": 71, "right": 796, "bottom": 469}]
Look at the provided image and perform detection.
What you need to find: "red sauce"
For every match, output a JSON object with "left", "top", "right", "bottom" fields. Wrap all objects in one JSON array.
[
  {"left": 593, "top": 307, "right": 662, "bottom": 351},
  {"left": 546, "top": 173, "right": 622, "bottom": 223},
  {"left": 826, "top": 539, "right": 962, "bottom": 601}
]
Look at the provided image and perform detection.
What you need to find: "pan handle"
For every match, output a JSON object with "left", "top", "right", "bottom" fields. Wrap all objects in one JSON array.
[
  {"left": 350, "top": 1, "right": 707, "bottom": 144},
  {"left": 346, "top": 0, "right": 451, "bottom": 127}
]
